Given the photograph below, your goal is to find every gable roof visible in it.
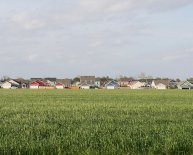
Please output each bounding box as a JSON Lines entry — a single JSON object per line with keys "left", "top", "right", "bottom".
{"left": 153, "top": 80, "right": 170, "bottom": 86}
{"left": 118, "top": 78, "right": 133, "bottom": 82}
{"left": 105, "top": 80, "right": 119, "bottom": 87}
{"left": 177, "top": 81, "right": 193, "bottom": 87}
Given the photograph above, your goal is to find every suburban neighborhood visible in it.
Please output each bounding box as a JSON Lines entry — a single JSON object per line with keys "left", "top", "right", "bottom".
{"left": 0, "top": 76, "right": 193, "bottom": 90}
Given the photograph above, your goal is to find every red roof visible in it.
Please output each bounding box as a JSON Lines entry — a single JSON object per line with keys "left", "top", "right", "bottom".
{"left": 30, "top": 80, "right": 49, "bottom": 86}
{"left": 56, "top": 82, "right": 64, "bottom": 86}
{"left": 30, "top": 81, "right": 39, "bottom": 86}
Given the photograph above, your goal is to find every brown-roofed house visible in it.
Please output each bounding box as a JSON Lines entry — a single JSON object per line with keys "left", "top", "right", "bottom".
{"left": 56, "top": 79, "right": 72, "bottom": 88}
{"left": 151, "top": 80, "right": 170, "bottom": 89}
{"left": 118, "top": 77, "right": 133, "bottom": 87}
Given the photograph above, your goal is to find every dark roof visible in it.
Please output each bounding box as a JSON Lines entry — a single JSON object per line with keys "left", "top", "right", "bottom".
{"left": 45, "top": 78, "right": 57, "bottom": 82}
{"left": 80, "top": 76, "right": 95, "bottom": 82}
{"left": 56, "top": 79, "right": 72, "bottom": 85}
{"left": 118, "top": 78, "right": 133, "bottom": 82}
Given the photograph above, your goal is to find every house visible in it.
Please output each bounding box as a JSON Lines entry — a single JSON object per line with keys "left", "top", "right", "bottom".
{"left": 14, "top": 79, "right": 29, "bottom": 88}
{"left": 118, "top": 78, "right": 133, "bottom": 87}
{"left": 139, "top": 79, "right": 153, "bottom": 87}
{"left": 177, "top": 81, "right": 193, "bottom": 89}
{"left": 105, "top": 80, "right": 119, "bottom": 89}
{"left": 55, "top": 82, "right": 64, "bottom": 89}
{"left": 45, "top": 78, "right": 57, "bottom": 86}
{"left": 80, "top": 76, "right": 96, "bottom": 89}
{"left": 29, "top": 80, "right": 52, "bottom": 89}
{"left": 56, "top": 79, "right": 72, "bottom": 88}
{"left": 80, "top": 82, "right": 92, "bottom": 89}
{"left": 95, "top": 78, "right": 101, "bottom": 88}
{"left": 151, "top": 80, "right": 170, "bottom": 89}
{"left": 129, "top": 81, "right": 144, "bottom": 89}
{"left": 30, "top": 81, "right": 40, "bottom": 89}
{"left": 80, "top": 76, "right": 95, "bottom": 85}
{"left": 1, "top": 80, "right": 20, "bottom": 89}
{"left": 1, "top": 82, "right": 12, "bottom": 89}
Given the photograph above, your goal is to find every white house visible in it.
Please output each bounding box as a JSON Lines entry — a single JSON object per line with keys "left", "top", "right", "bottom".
{"left": 105, "top": 80, "right": 119, "bottom": 89}
{"left": 80, "top": 82, "right": 92, "bottom": 89}
{"left": 177, "top": 81, "right": 193, "bottom": 89}
{"left": 129, "top": 81, "right": 144, "bottom": 89}
{"left": 151, "top": 80, "right": 169, "bottom": 90}
{"left": 1, "top": 82, "right": 12, "bottom": 89}
{"left": 95, "top": 80, "right": 101, "bottom": 88}
{"left": 56, "top": 83, "right": 64, "bottom": 89}
{"left": 1, "top": 80, "right": 20, "bottom": 89}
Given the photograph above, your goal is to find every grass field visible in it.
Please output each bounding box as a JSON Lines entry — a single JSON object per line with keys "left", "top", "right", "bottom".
{"left": 1, "top": 89, "right": 193, "bottom": 154}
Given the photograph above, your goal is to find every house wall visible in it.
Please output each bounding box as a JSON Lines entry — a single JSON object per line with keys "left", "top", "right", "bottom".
{"left": 130, "top": 82, "right": 144, "bottom": 89}
{"left": 30, "top": 85, "right": 39, "bottom": 89}
{"left": 107, "top": 86, "right": 116, "bottom": 89}
{"left": 81, "top": 86, "right": 90, "bottom": 89}
{"left": 155, "top": 84, "right": 167, "bottom": 90}
{"left": 151, "top": 81, "right": 156, "bottom": 88}
{"left": 56, "top": 85, "right": 64, "bottom": 89}
{"left": 2, "top": 82, "right": 11, "bottom": 89}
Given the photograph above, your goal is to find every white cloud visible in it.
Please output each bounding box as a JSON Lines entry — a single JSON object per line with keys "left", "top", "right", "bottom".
{"left": 12, "top": 13, "right": 45, "bottom": 30}
{"left": 78, "top": 0, "right": 193, "bottom": 13}
{"left": 162, "top": 48, "right": 193, "bottom": 61}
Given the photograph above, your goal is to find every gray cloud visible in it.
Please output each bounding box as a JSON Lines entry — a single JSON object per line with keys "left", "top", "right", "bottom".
{"left": 0, "top": 0, "right": 193, "bottom": 79}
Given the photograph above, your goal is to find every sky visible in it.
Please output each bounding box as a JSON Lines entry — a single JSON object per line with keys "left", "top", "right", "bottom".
{"left": 0, "top": 0, "right": 193, "bottom": 79}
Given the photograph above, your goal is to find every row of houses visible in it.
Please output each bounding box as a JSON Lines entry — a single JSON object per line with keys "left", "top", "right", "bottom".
{"left": 0, "top": 76, "right": 193, "bottom": 90}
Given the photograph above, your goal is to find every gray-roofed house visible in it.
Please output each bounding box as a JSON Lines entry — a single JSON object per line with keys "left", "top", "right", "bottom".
{"left": 80, "top": 76, "right": 95, "bottom": 89}
{"left": 105, "top": 80, "right": 119, "bottom": 89}
{"left": 177, "top": 81, "right": 193, "bottom": 89}
{"left": 56, "top": 79, "right": 72, "bottom": 88}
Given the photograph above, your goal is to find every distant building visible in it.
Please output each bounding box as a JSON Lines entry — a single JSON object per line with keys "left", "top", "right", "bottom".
{"left": 105, "top": 80, "right": 119, "bottom": 89}
{"left": 129, "top": 81, "right": 144, "bottom": 89}
{"left": 80, "top": 76, "right": 95, "bottom": 89}
{"left": 151, "top": 80, "right": 170, "bottom": 89}
{"left": 177, "top": 81, "right": 193, "bottom": 89}
{"left": 118, "top": 78, "right": 133, "bottom": 87}
{"left": 56, "top": 79, "right": 72, "bottom": 88}
{"left": 55, "top": 83, "right": 64, "bottom": 89}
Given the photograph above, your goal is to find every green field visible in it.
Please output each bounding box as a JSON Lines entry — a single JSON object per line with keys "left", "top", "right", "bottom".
{"left": 1, "top": 89, "right": 193, "bottom": 154}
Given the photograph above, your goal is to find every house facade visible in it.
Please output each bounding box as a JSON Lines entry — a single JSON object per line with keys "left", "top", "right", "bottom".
{"left": 177, "top": 81, "right": 193, "bottom": 89}
{"left": 118, "top": 78, "right": 133, "bottom": 87}
{"left": 105, "top": 80, "right": 119, "bottom": 89}
{"left": 151, "top": 80, "right": 170, "bottom": 89}
{"left": 80, "top": 76, "right": 95, "bottom": 89}
{"left": 56, "top": 83, "right": 64, "bottom": 89}
{"left": 129, "top": 81, "right": 144, "bottom": 89}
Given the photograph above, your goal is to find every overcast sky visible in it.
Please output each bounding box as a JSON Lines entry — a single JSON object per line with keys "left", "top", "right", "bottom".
{"left": 0, "top": 0, "right": 193, "bottom": 79}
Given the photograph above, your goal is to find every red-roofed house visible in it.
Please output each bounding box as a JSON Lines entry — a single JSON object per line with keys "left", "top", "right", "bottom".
{"left": 56, "top": 83, "right": 64, "bottom": 89}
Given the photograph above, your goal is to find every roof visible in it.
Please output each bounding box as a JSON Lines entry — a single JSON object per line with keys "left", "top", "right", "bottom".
{"left": 129, "top": 81, "right": 141, "bottom": 86}
{"left": 56, "top": 82, "right": 64, "bottom": 86}
{"left": 80, "top": 76, "right": 95, "bottom": 82}
{"left": 177, "top": 81, "right": 193, "bottom": 87}
{"left": 118, "top": 78, "right": 133, "bottom": 82}
{"left": 153, "top": 80, "right": 170, "bottom": 86}
{"left": 45, "top": 78, "right": 57, "bottom": 82}
{"left": 105, "top": 80, "right": 119, "bottom": 87}
{"left": 56, "top": 79, "right": 72, "bottom": 85}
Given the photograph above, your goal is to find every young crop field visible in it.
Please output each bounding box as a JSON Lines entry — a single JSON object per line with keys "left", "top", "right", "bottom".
{"left": 0, "top": 89, "right": 193, "bottom": 154}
